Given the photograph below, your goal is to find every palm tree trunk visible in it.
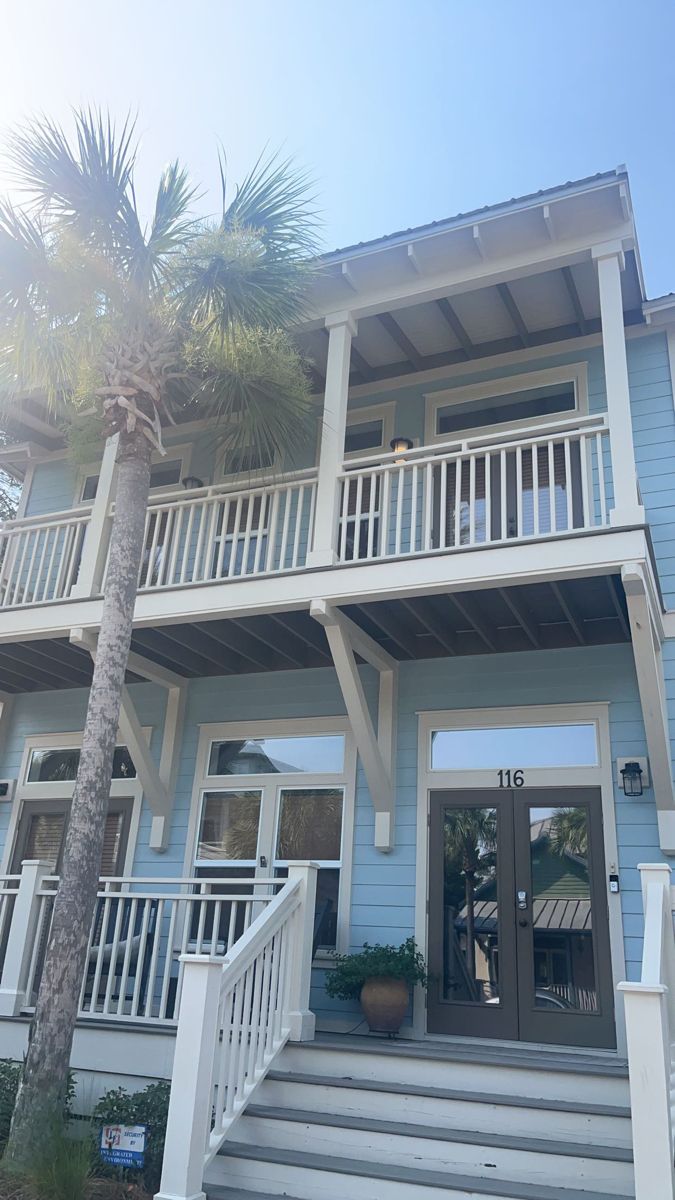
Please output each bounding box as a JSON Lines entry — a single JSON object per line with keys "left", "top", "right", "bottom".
{"left": 6, "top": 432, "right": 151, "bottom": 1163}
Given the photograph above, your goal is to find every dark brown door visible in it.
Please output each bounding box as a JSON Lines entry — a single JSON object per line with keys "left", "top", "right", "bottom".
{"left": 427, "top": 788, "right": 616, "bottom": 1048}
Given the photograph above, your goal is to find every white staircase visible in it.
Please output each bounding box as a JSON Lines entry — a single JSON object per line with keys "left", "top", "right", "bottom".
{"left": 204, "top": 1035, "right": 634, "bottom": 1200}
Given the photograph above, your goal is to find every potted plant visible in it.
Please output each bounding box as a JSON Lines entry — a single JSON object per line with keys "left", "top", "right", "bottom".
{"left": 325, "top": 937, "right": 428, "bottom": 1036}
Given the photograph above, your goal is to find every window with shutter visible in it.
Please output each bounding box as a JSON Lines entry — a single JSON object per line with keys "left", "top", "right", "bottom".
{"left": 13, "top": 802, "right": 132, "bottom": 875}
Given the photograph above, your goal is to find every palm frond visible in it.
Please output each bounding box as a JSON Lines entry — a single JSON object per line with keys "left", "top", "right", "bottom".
{"left": 133, "top": 161, "right": 200, "bottom": 293}
{"left": 221, "top": 149, "right": 320, "bottom": 259}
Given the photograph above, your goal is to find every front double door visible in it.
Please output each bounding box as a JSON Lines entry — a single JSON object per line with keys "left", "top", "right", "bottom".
{"left": 427, "top": 788, "right": 616, "bottom": 1048}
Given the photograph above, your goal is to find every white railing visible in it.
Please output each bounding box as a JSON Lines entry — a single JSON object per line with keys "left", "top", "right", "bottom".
{"left": 618, "top": 863, "right": 675, "bottom": 1200}
{"left": 0, "top": 509, "right": 90, "bottom": 607}
{"left": 135, "top": 472, "right": 317, "bottom": 591}
{"left": 337, "top": 415, "right": 612, "bottom": 562}
{"left": 0, "top": 863, "right": 285, "bottom": 1024}
{"left": 156, "top": 863, "right": 317, "bottom": 1200}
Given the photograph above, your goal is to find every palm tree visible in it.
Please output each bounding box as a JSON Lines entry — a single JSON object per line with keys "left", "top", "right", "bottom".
{"left": 549, "top": 807, "right": 589, "bottom": 860}
{"left": 443, "top": 808, "right": 497, "bottom": 990}
{"left": 0, "top": 109, "right": 318, "bottom": 1160}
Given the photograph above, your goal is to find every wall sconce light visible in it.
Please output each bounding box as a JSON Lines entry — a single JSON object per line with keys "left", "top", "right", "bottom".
{"left": 620, "top": 761, "right": 644, "bottom": 796}
{"left": 390, "top": 436, "right": 414, "bottom": 463}
{"left": 181, "top": 475, "right": 204, "bottom": 490}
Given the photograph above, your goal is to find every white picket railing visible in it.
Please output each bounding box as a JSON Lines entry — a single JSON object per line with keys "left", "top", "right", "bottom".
{"left": 156, "top": 863, "right": 317, "bottom": 1200}
{"left": 135, "top": 472, "right": 317, "bottom": 591}
{"left": 0, "top": 509, "right": 90, "bottom": 607}
{"left": 0, "top": 865, "right": 285, "bottom": 1024}
{"left": 618, "top": 863, "right": 675, "bottom": 1200}
{"left": 337, "top": 415, "right": 612, "bottom": 562}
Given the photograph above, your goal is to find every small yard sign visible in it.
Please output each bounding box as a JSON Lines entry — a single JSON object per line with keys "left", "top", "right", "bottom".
{"left": 100, "top": 1124, "right": 147, "bottom": 1169}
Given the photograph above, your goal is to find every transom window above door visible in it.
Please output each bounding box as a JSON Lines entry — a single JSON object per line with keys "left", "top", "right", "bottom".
{"left": 426, "top": 365, "right": 587, "bottom": 444}
{"left": 192, "top": 722, "right": 355, "bottom": 954}
{"left": 430, "top": 723, "right": 599, "bottom": 771}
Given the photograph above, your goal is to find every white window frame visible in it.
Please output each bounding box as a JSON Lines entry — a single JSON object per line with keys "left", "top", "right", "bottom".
{"left": 423, "top": 363, "right": 589, "bottom": 446}
{"left": 414, "top": 702, "right": 626, "bottom": 1052}
{"left": 75, "top": 443, "right": 193, "bottom": 506}
{"left": 185, "top": 717, "right": 356, "bottom": 956}
{"left": 2, "top": 730, "right": 148, "bottom": 875}
{"left": 343, "top": 402, "right": 396, "bottom": 461}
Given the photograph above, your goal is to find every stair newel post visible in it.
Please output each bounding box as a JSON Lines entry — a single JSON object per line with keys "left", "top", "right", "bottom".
{"left": 285, "top": 861, "right": 318, "bottom": 1042}
{"left": 0, "top": 859, "right": 53, "bottom": 1017}
{"left": 155, "top": 955, "right": 222, "bottom": 1200}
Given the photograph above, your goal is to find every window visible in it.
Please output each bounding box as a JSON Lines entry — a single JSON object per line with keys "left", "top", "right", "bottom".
{"left": 343, "top": 404, "right": 394, "bottom": 460}
{"left": 193, "top": 723, "right": 354, "bottom": 953}
{"left": 27, "top": 745, "right": 136, "bottom": 783}
{"left": 80, "top": 457, "right": 185, "bottom": 503}
{"left": 12, "top": 799, "right": 132, "bottom": 875}
{"left": 208, "top": 735, "right": 345, "bottom": 776}
{"left": 222, "top": 443, "right": 275, "bottom": 477}
{"left": 430, "top": 723, "right": 599, "bottom": 771}
{"left": 426, "top": 365, "right": 587, "bottom": 444}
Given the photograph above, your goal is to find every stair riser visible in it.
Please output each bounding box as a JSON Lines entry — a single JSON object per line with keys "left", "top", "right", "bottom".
{"left": 259, "top": 1078, "right": 631, "bottom": 1148}
{"left": 207, "top": 1155, "right": 551, "bottom": 1200}
{"left": 281, "top": 1046, "right": 630, "bottom": 1106}
{"left": 237, "top": 1116, "right": 634, "bottom": 1195}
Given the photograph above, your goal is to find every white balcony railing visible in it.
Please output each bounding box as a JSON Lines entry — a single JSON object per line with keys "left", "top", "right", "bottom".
{"left": 337, "top": 415, "right": 613, "bottom": 563}
{"left": 0, "top": 509, "right": 90, "bottom": 607}
{"left": 0, "top": 865, "right": 286, "bottom": 1025}
{"left": 135, "top": 472, "right": 317, "bottom": 591}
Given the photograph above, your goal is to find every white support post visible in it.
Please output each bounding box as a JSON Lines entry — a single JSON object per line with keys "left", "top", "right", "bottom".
{"left": 621, "top": 564, "right": 675, "bottom": 852}
{"left": 285, "top": 862, "right": 318, "bottom": 1041}
{"left": 0, "top": 859, "right": 52, "bottom": 1016}
{"left": 150, "top": 683, "right": 187, "bottom": 852}
{"left": 71, "top": 434, "right": 118, "bottom": 598}
{"left": 619, "top": 981, "right": 675, "bottom": 1200}
{"left": 311, "top": 600, "right": 396, "bottom": 851}
{"left": 307, "top": 313, "right": 356, "bottom": 567}
{"left": 593, "top": 245, "right": 644, "bottom": 527}
{"left": 155, "top": 955, "right": 222, "bottom": 1200}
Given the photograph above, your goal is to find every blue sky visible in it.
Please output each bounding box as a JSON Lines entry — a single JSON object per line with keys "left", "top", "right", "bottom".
{"left": 2, "top": 0, "right": 674, "bottom": 296}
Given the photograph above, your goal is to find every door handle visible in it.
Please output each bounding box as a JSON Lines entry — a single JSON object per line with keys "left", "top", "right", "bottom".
{"left": 517, "top": 889, "right": 528, "bottom": 910}
{"left": 518, "top": 918, "right": 529, "bottom": 928}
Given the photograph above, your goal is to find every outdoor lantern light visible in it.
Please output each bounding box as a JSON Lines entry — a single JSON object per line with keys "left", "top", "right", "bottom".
{"left": 390, "top": 436, "right": 414, "bottom": 463}
{"left": 620, "top": 761, "right": 644, "bottom": 796}
{"left": 181, "top": 475, "right": 204, "bottom": 490}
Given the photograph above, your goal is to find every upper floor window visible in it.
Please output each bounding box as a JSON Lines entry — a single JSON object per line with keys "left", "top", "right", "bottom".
{"left": 343, "top": 403, "right": 395, "bottom": 460}
{"left": 425, "top": 364, "right": 587, "bottom": 444}
{"left": 26, "top": 745, "right": 136, "bottom": 783}
{"left": 78, "top": 447, "right": 191, "bottom": 504}
{"left": 207, "top": 734, "right": 345, "bottom": 776}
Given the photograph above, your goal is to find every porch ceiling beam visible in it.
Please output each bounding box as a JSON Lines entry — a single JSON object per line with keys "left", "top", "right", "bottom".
{"left": 377, "top": 312, "right": 424, "bottom": 371}
{"left": 561, "top": 266, "right": 588, "bottom": 336}
{"left": 311, "top": 600, "right": 397, "bottom": 852}
{"left": 270, "top": 612, "right": 332, "bottom": 662}
{"left": 322, "top": 326, "right": 373, "bottom": 383}
{"left": 606, "top": 575, "right": 631, "bottom": 641}
{"left": 445, "top": 593, "right": 497, "bottom": 652}
{"left": 621, "top": 563, "right": 675, "bottom": 853}
{"left": 436, "top": 297, "right": 475, "bottom": 358}
{"left": 188, "top": 619, "right": 275, "bottom": 671}
{"left": 400, "top": 597, "right": 458, "bottom": 656}
{"left": 131, "top": 627, "right": 216, "bottom": 676}
{"left": 232, "top": 615, "right": 309, "bottom": 668}
{"left": 496, "top": 283, "right": 530, "bottom": 348}
{"left": 360, "top": 603, "right": 418, "bottom": 660}
{"left": 17, "top": 638, "right": 95, "bottom": 683}
{"left": 550, "top": 581, "right": 586, "bottom": 645}
{"left": 498, "top": 589, "right": 541, "bottom": 649}
{"left": 0, "top": 643, "right": 86, "bottom": 689}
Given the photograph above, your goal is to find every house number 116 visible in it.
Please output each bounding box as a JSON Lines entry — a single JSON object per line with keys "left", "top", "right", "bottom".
{"left": 497, "top": 769, "right": 525, "bottom": 788}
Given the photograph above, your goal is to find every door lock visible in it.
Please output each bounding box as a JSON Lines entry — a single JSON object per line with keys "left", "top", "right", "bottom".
{"left": 517, "top": 889, "right": 528, "bottom": 910}
{"left": 259, "top": 855, "right": 268, "bottom": 868}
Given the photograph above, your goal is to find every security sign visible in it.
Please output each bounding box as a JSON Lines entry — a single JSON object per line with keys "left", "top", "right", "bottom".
{"left": 100, "top": 1124, "right": 146, "bottom": 1169}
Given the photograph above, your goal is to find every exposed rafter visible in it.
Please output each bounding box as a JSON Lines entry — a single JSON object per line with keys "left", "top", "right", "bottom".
{"left": 445, "top": 593, "right": 497, "bottom": 652}
{"left": 377, "top": 312, "right": 424, "bottom": 371}
{"left": 496, "top": 283, "right": 530, "bottom": 348}
{"left": 499, "top": 589, "right": 540, "bottom": 648}
{"left": 561, "top": 266, "right": 589, "bottom": 336}
{"left": 550, "top": 581, "right": 586, "bottom": 645}
{"left": 400, "top": 597, "right": 458, "bottom": 656}
{"left": 436, "top": 297, "right": 475, "bottom": 359}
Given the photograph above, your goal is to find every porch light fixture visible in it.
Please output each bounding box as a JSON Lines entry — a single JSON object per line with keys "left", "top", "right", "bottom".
{"left": 390, "top": 436, "right": 414, "bottom": 463}
{"left": 181, "top": 475, "right": 204, "bottom": 490}
{"left": 620, "top": 761, "right": 644, "bottom": 797}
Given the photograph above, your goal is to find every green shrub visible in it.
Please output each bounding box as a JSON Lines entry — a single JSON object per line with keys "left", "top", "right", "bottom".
{"left": 29, "top": 1122, "right": 94, "bottom": 1200}
{"left": 324, "top": 937, "right": 428, "bottom": 1002}
{"left": 0, "top": 1060, "right": 21, "bottom": 1152}
{"left": 92, "top": 1081, "right": 170, "bottom": 1194}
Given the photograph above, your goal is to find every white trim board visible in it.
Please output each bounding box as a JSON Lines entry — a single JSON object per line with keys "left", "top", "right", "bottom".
{"left": 414, "top": 702, "right": 627, "bottom": 1055}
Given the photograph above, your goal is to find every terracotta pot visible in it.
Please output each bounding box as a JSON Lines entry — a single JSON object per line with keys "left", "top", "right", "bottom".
{"left": 359, "top": 975, "right": 409, "bottom": 1034}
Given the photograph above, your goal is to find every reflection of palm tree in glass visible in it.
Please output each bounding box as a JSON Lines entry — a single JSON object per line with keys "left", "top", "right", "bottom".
{"left": 549, "top": 807, "right": 588, "bottom": 859}
{"left": 227, "top": 790, "right": 343, "bottom": 862}
{"left": 444, "top": 808, "right": 497, "bottom": 985}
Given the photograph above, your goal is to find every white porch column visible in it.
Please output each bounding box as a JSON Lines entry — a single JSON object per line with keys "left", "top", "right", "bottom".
{"left": 593, "top": 244, "right": 644, "bottom": 527}
{"left": 71, "top": 433, "right": 118, "bottom": 598}
{"left": 307, "top": 313, "right": 356, "bottom": 567}
{"left": 0, "top": 859, "right": 52, "bottom": 1016}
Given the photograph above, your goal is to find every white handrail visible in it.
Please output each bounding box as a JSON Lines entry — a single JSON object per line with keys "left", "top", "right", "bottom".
{"left": 156, "top": 863, "right": 317, "bottom": 1200}
{"left": 618, "top": 863, "right": 675, "bottom": 1200}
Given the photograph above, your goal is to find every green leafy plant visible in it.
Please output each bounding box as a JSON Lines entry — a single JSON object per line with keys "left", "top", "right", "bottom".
{"left": 28, "top": 1122, "right": 94, "bottom": 1200}
{"left": 325, "top": 938, "right": 429, "bottom": 1002}
{"left": 92, "top": 1081, "right": 170, "bottom": 1194}
{"left": 0, "top": 1060, "right": 21, "bottom": 1151}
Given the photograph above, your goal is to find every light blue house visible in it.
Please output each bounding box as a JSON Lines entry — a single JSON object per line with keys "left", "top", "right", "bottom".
{"left": 0, "top": 169, "right": 673, "bottom": 1198}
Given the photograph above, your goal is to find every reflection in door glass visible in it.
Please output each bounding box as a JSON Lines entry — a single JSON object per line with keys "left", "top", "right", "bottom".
{"left": 529, "top": 806, "right": 598, "bottom": 1013}
{"left": 442, "top": 806, "right": 499, "bottom": 1005}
